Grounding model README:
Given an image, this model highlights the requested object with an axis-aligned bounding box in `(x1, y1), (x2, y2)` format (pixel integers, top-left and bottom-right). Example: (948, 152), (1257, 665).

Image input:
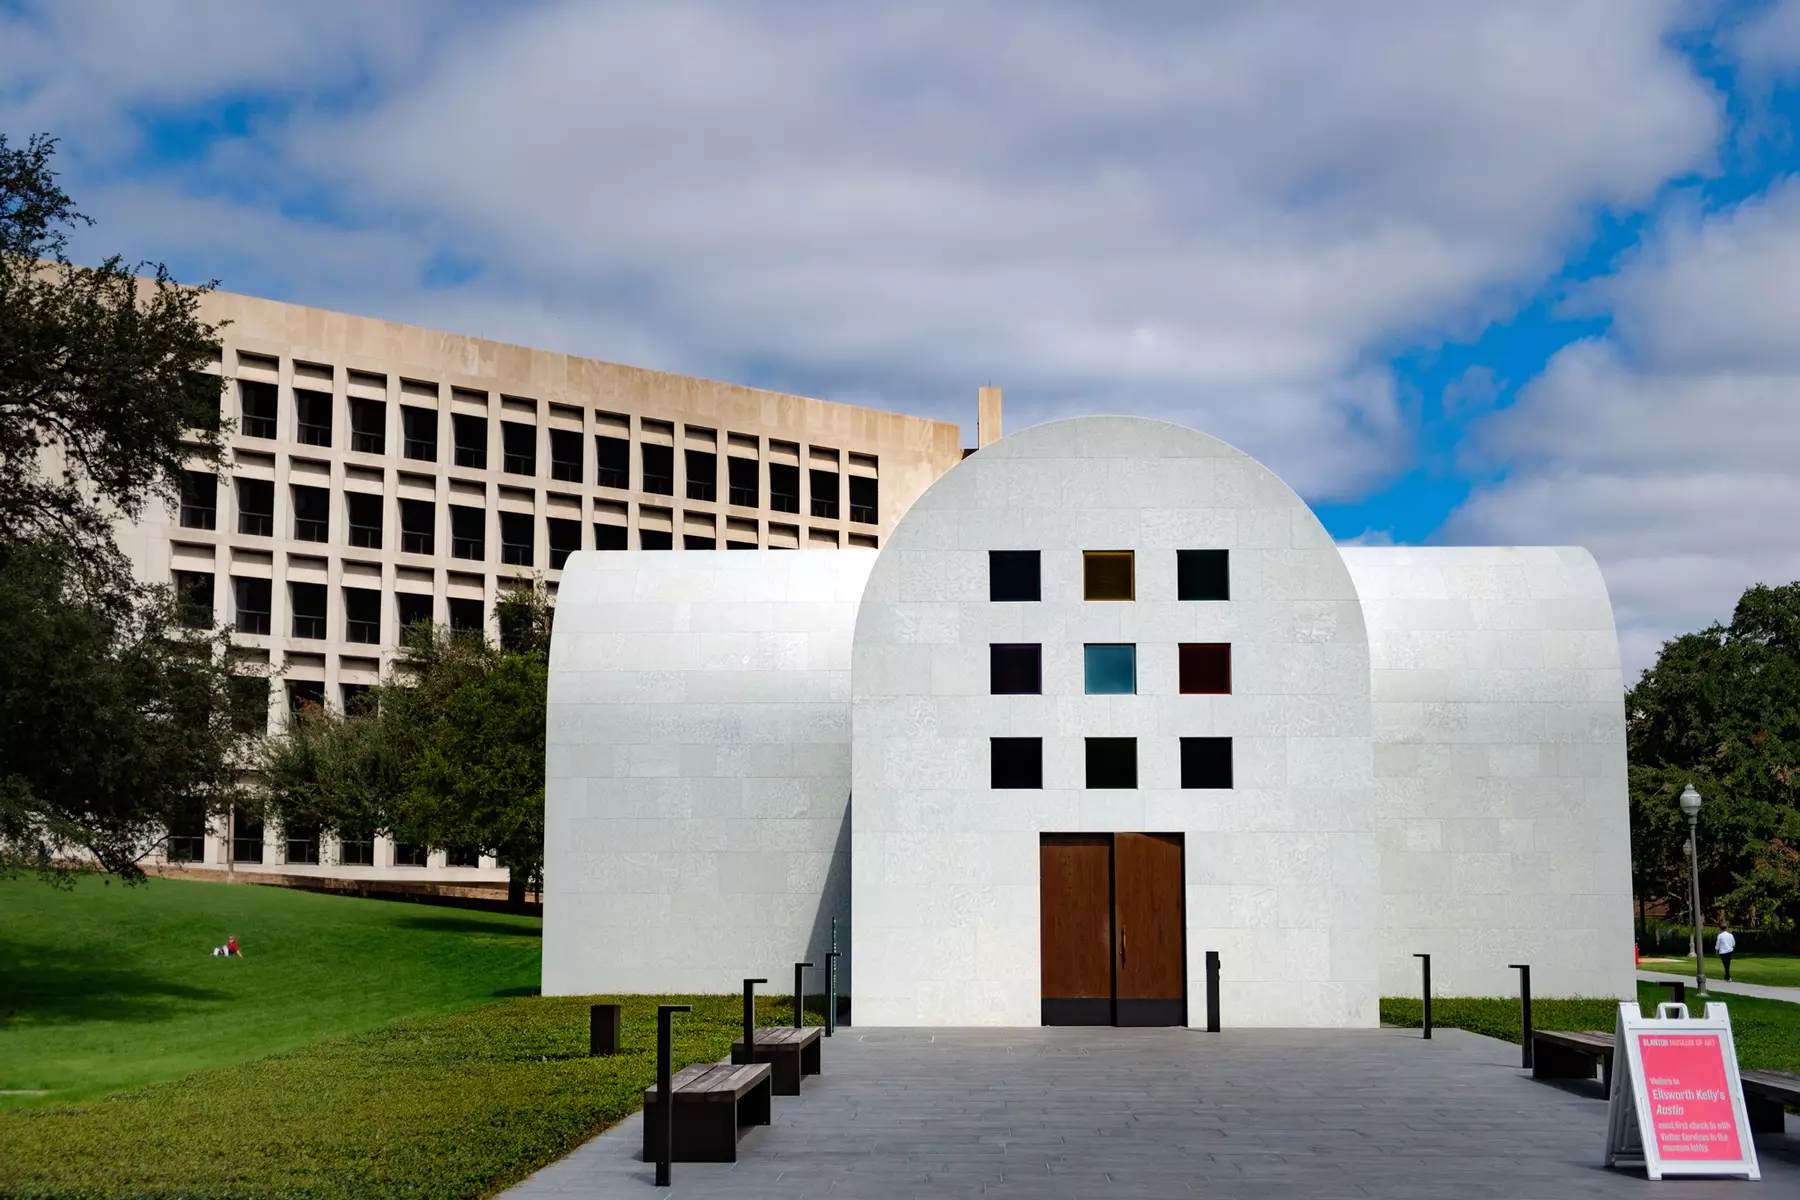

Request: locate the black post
(655, 1003), (691, 1187)
(794, 961), (813, 1028)
(1204, 950), (1221, 1033)
(1414, 953), (1432, 1039)
(589, 1002), (621, 1056)
(824, 951), (840, 1036)
(1508, 963), (1532, 1068)
(1664, 980), (1686, 1009)
(742, 977), (767, 1054)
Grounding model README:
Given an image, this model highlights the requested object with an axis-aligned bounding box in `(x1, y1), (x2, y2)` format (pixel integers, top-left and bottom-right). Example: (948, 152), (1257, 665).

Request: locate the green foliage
(1627, 582), (1800, 929)
(0, 875), (541, 1108)
(0, 993), (791, 1200)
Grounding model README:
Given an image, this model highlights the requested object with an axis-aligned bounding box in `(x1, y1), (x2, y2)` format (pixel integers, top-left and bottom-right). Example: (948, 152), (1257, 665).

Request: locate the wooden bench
(641, 1063), (772, 1163)
(1531, 1029), (1615, 1091)
(731, 1026), (823, 1095)
(1741, 1069), (1800, 1135)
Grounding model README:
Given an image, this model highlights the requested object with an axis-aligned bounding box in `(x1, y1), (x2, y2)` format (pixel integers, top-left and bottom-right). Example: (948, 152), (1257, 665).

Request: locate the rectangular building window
(1085, 738), (1137, 789)
(640, 528), (672, 550)
(1083, 550), (1134, 601)
(849, 475), (878, 525)
(452, 413), (488, 469)
(809, 468), (839, 519)
(179, 471), (217, 529)
(393, 843), (428, 867)
(288, 680), (324, 714)
(343, 587), (380, 644)
(345, 492), (382, 549)
(991, 737), (1044, 789)
(171, 570), (214, 629)
(349, 397), (386, 455)
(233, 817), (266, 864)
(1083, 644), (1136, 694)
(549, 428), (582, 482)
(295, 389), (332, 447)
(292, 485), (329, 543)
(286, 824), (321, 865)
(400, 499), (436, 555)
(990, 644), (1042, 694)
(641, 443), (674, 495)
(595, 522), (627, 550)
(502, 421), (536, 475)
(989, 550), (1041, 602)
(239, 380), (278, 439)
(769, 462), (800, 513)
(339, 684), (369, 717)
(339, 835), (375, 866)
(446, 846), (480, 867)
(396, 591), (432, 632)
(686, 449), (717, 502)
(596, 435), (629, 488)
(228, 674), (268, 734)
(447, 596), (484, 633)
(233, 576), (271, 635)
(402, 406), (438, 461)
(450, 505), (485, 560)
(290, 582), (327, 640)
(500, 511), (534, 566)
(1181, 737), (1233, 789)
(683, 534), (716, 549)
(728, 456), (758, 506)
(1179, 643), (1232, 694)
(547, 516), (581, 569)
(237, 478), (274, 537)
(1178, 549), (1230, 601)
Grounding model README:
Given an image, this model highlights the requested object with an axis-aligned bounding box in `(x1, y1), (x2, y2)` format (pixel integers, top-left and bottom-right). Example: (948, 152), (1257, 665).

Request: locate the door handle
(1120, 927), (1127, 964)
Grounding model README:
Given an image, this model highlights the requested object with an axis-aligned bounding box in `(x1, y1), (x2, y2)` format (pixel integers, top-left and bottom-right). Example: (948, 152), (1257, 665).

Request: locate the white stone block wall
(1340, 546), (1634, 1000)
(543, 549), (875, 995)
(852, 417), (1380, 1028)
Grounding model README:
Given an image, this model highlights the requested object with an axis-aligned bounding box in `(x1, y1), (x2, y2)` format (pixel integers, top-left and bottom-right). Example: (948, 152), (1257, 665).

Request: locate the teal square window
(1083, 644), (1136, 694)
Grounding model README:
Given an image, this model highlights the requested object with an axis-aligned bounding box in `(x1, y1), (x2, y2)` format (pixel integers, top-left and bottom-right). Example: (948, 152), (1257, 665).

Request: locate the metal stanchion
(1508, 963), (1532, 1068)
(1204, 951), (1221, 1033)
(655, 1003), (691, 1187)
(1414, 953), (1432, 1039)
(589, 1002), (621, 1056)
(825, 950), (841, 1036)
(742, 977), (767, 1054)
(794, 961), (813, 1028)
(1664, 980), (1686, 1009)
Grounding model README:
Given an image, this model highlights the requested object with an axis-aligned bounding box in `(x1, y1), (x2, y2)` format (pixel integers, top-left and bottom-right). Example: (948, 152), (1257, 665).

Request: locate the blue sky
(6, 0), (1800, 675)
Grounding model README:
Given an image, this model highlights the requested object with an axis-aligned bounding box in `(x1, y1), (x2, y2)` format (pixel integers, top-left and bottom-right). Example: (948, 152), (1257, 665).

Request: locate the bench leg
(641, 1098), (664, 1164)
(801, 1039), (821, 1076)
(1532, 1043), (1596, 1081)
(1745, 1094), (1786, 1135)
(675, 1099), (742, 1163)
(740, 1077), (772, 1130)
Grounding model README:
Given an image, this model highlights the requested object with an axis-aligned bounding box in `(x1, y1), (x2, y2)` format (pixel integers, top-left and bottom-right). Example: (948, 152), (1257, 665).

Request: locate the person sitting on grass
(209, 935), (243, 958)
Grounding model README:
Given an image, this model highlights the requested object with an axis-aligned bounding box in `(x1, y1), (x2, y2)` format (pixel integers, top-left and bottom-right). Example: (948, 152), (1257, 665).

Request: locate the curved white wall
(850, 417), (1379, 1028)
(543, 549), (874, 995)
(1341, 546), (1634, 1000)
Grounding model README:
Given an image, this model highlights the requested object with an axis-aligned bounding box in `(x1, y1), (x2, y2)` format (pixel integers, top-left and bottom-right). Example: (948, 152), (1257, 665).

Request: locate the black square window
(1179, 643), (1232, 694)
(769, 462), (800, 513)
(1181, 737), (1233, 789)
(1178, 549), (1230, 601)
(989, 550), (1041, 602)
(396, 591), (432, 632)
(447, 597), (484, 634)
(233, 576), (271, 635)
(686, 449), (716, 501)
(596, 435), (629, 488)
(239, 380), (278, 439)
(401, 499), (436, 556)
(595, 523), (627, 550)
(171, 570), (214, 629)
(343, 587), (380, 644)
(728, 456), (759, 507)
(1085, 737), (1137, 789)
(179, 471), (217, 529)
(989, 644), (1042, 695)
(237, 478), (273, 537)
(683, 534), (716, 549)
(547, 517), (581, 570)
(499, 511), (534, 566)
(453, 413), (488, 470)
(402, 406), (437, 461)
(292, 485), (329, 542)
(349, 398), (385, 455)
(449, 505), (483, 560)
(641, 443), (674, 495)
(640, 528), (672, 550)
(346, 491), (382, 549)
(810, 469), (839, 519)
(290, 582), (327, 640)
(502, 421), (536, 475)
(549, 428), (582, 482)
(991, 738), (1043, 789)
(295, 389), (333, 447)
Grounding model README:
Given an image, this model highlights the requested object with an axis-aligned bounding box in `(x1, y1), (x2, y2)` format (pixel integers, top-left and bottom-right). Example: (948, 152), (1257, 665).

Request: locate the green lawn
(0, 993), (804, 1200)
(1381, 981), (1800, 1074)
(1638, 952), (1800, 989)
(0, 874), (540, 1107)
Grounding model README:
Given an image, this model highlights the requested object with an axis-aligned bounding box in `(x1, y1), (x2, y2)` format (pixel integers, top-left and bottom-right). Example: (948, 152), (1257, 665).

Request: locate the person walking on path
(1716, 925), (1736, 982)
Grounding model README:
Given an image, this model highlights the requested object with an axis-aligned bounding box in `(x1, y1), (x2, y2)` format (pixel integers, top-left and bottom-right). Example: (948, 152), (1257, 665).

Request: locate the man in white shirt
(1715, 925), (1736, 982)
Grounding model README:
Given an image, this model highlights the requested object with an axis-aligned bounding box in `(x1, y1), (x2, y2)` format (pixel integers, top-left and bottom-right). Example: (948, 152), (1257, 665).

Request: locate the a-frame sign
(1605, 1001), (1760, 1181)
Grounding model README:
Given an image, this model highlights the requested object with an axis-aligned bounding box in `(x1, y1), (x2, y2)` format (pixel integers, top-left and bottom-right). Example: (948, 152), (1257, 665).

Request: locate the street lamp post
(1679, 783), (1707, 999)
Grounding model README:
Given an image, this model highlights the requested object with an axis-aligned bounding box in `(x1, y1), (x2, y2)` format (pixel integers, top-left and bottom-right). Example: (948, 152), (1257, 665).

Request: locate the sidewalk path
(1638, 969), (1800, 1005)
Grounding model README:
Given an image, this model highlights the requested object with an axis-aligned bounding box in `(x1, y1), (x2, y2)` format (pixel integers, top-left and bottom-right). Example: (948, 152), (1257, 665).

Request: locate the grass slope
(1638, 953), (1800, 989)
(1381, 981), (1800, 1074)
(0, 875), (539, 1107)
(0, 994), (803, 1200)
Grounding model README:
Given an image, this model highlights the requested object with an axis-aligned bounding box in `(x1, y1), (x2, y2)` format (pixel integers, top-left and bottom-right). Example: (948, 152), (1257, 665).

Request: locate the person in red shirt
(226, 934), (241, 957)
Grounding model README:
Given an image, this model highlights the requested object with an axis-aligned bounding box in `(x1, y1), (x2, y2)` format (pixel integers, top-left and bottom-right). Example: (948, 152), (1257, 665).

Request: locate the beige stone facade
(125, 288), (966, 884)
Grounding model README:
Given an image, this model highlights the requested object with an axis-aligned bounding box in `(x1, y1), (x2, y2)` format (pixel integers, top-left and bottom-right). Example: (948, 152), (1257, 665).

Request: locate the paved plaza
(502, 1024), (1800, 1199)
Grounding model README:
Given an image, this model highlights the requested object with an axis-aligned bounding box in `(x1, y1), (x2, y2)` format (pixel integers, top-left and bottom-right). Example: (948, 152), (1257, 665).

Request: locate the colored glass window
(1083, 550), (1133, 600)
(989, 550), (1041, 601)
(1085, 737), (1137, 788)
(1083, 644), (1136, 694)
(1179, 643), (1232, 694)
(991, 737), (1043, 789)
(1178, 549), (1230, 601)
(990, 644), (1042, 694)
(1181, 737), (1233, 789)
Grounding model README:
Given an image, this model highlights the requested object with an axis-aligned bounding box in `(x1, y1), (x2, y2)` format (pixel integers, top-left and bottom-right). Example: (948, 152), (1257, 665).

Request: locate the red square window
(1179, 643), (1231, 694)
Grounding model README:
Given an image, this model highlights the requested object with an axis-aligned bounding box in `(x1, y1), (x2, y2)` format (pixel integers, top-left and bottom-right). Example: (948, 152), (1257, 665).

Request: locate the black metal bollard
(655, 1003), (691, 1187)
(1414, 953), (1432, 1039)
(824, 951), (841, 1036)
(794, 961), (814, 1028)
(1204, 951), (1221, 1033)
(742, 977), (767, 1053)
(590, 1002), (622, 1056)
(1664, 980), (1686, 1009)
(1508, 963), (1532, 1068)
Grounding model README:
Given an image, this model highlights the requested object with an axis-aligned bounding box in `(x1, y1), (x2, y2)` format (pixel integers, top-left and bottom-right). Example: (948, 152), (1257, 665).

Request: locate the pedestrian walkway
(1638, 968), (1800, 1005)
(499, 1024), (1799, 1199)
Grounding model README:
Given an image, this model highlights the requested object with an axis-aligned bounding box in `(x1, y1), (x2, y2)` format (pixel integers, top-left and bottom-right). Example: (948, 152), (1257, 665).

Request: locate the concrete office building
(545, 416), (1635, 1026)
(127, 288), (964, 884)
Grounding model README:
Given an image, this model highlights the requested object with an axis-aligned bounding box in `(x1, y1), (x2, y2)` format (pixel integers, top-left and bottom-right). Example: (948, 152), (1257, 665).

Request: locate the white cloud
(1447, 181), (1800, 679)
(1728, 0), (1800, 78)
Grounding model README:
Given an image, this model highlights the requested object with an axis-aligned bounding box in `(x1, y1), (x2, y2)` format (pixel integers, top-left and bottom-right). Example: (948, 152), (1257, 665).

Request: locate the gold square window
(1083, 550), (1134, 601)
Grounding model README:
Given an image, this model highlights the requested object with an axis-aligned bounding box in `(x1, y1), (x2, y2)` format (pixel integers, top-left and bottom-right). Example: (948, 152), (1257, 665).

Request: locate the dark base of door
(1041, 998), (1113, 1026)
(1115, 998), (1186, 1027)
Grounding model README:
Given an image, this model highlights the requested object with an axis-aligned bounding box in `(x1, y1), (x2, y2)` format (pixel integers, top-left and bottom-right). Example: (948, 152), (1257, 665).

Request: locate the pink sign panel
(1636, 1032), (1741, 1161)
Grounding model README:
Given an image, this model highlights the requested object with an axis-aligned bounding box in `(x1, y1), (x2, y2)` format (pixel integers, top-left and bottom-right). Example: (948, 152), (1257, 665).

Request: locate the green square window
(1084, 550), (1134, 601)
(1178, 549), (1229, 601)
(1084, 644), (1136, 694)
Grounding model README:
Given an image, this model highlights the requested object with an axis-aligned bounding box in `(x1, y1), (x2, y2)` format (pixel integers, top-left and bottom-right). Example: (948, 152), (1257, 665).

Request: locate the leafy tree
(1628, 582), (1800, 930)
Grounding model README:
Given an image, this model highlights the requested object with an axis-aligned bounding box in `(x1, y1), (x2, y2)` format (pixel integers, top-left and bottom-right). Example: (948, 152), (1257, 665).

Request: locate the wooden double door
(1039, 833), (1186, 1027)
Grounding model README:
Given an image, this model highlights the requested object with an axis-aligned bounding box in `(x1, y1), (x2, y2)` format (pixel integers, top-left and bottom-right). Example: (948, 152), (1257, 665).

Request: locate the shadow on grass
(392, 915), (541, 938)
(491, 985), (541, 998)
(0, 945), (229, 1025)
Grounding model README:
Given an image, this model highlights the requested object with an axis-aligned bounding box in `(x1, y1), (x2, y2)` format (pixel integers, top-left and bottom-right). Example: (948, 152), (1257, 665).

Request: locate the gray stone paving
(1639, 969), (1800, 1005)
(500, 1025), (1800, 1199)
